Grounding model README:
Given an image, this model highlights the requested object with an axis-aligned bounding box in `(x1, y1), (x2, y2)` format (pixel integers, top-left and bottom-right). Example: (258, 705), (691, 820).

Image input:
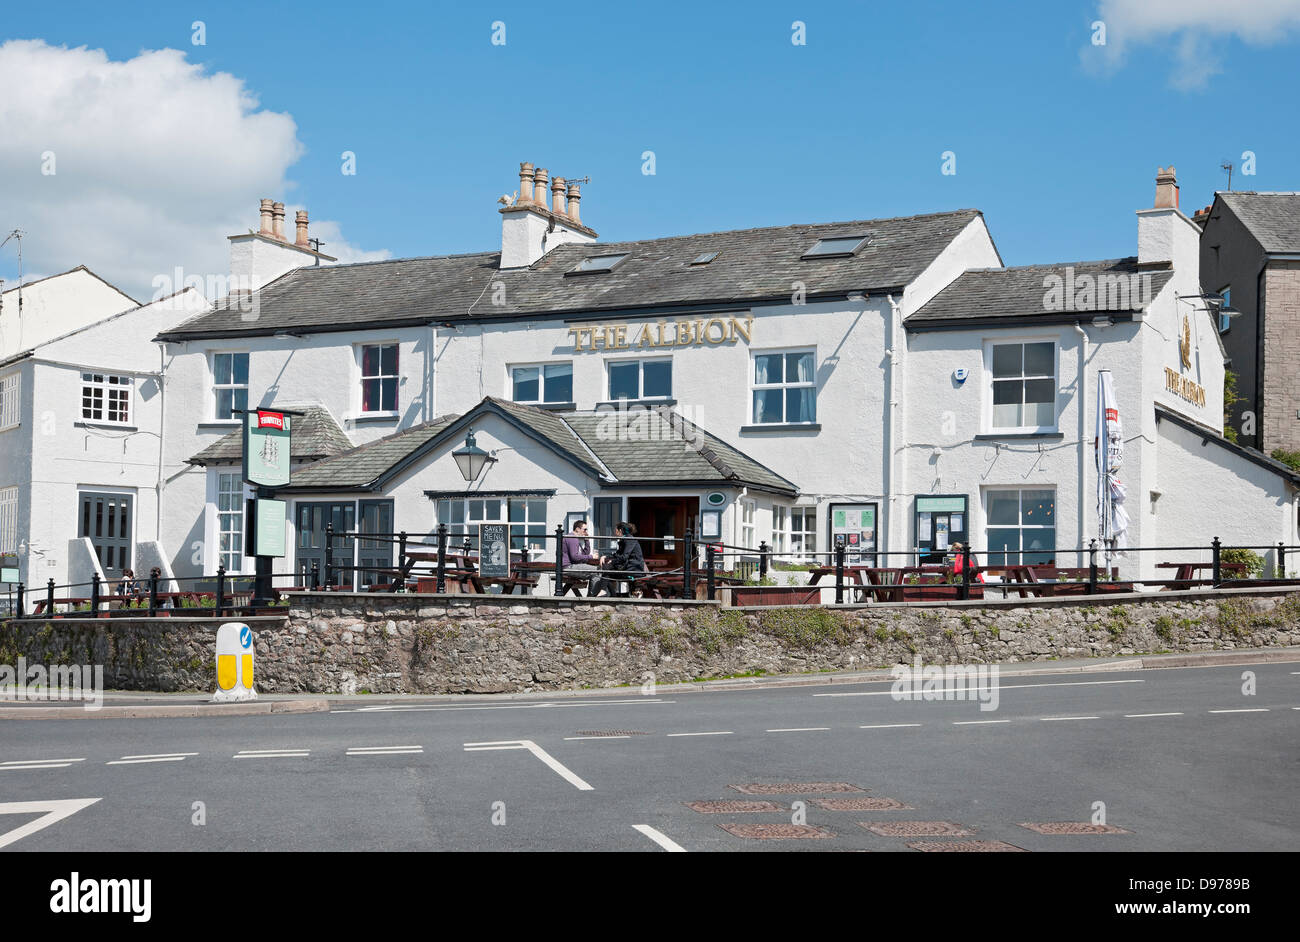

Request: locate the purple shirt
(563, 535), (597, 566)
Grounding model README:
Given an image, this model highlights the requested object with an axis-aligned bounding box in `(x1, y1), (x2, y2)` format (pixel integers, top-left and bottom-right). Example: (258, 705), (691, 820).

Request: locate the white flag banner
(1096, 370), (1128, 561)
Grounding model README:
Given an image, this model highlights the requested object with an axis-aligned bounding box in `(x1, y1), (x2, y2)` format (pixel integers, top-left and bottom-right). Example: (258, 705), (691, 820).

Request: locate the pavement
(0, 646), (1296, 852)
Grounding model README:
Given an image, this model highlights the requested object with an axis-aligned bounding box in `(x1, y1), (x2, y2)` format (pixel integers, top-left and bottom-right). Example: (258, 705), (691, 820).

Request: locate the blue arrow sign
(239, 626), (252, 649)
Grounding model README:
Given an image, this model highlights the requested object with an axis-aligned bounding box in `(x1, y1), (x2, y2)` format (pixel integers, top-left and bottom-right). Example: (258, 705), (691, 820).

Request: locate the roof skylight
(802, 235), (869, 259)
(571, 253), (628, 274)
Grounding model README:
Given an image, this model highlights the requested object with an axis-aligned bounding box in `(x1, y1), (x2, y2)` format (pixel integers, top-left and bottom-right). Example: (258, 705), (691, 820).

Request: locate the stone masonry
(3, 588), (1299, 695)
(1261, 260), (1300, 454)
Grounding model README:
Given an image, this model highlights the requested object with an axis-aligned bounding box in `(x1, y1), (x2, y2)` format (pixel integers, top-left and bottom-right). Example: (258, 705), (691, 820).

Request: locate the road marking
(860, 723), (923, 729)
(633, 824), (687, 852)
(1208, 708), (1270, 714)
(106, 754), (195, 765)
(346, 746), (424, 756)
(665, 731), (733, 737)
(564, 735), (630, 740)
(463, 739), (593, 791)
(1, 758), (86, 770)
(953, 719), (1010, 725)
(816, 678), (1143, 697)
(1125, 712), (1184, 718)
(1040, 716), (1100, 722)
(766, 727), (829, 732)
(233, 750), (309, 759)
(338, 698), (674, 714)
(0, 798), (101, 850)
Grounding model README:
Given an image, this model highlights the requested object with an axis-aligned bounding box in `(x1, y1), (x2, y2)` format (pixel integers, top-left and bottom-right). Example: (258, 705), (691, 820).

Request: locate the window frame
(0, 485), (17, 555)
(358, 342), (400, 416)
(740, 498), (756, 549)
(750, 347), (818, 425)
(789, 506), (817, 561)
(211, 351), (249, 422)
(509, 361), (574, 405)
(605, 356), (673, 402)
(1218, 285), (1232, 334)
(984, 487), (1057, 567)
(0, 371), (19, 432)
(801, 235), (869, 259)
(80, 372), (133, 426)
(984, 338), (1059, 434)
(216, 472), (246, 574)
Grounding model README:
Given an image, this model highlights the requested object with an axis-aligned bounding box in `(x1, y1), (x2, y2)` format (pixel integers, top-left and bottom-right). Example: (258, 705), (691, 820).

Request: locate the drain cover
(729, 782), (864, 795)
(574, 730), (649, 736)
(1018, 822), (1131, 835)
(907, 840), (1027, 852)
(684, 800), (784, 814)
(717, 823), (834, 839)
(812, 797), (913, 811)
(862, 821), (974, 837)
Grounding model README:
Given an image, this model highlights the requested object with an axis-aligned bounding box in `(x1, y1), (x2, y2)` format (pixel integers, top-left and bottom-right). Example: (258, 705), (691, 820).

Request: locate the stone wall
(4, 588), (1299, 694)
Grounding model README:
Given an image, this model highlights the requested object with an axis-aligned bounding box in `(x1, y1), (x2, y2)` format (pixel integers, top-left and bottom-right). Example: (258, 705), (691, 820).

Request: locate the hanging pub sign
(242, 410), (292, 488)
(0, 552), (17, 584)
(245, 498), (287, 558)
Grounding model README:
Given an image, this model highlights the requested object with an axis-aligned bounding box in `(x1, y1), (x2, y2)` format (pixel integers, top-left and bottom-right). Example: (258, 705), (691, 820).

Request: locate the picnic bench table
(1155, 561), (1247, 588)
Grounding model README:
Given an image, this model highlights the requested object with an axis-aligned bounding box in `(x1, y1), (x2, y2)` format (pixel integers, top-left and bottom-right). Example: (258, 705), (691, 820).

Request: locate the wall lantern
(452, 428), (496, 482)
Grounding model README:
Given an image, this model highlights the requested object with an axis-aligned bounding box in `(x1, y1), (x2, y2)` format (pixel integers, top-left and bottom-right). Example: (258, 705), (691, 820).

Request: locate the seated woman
(948, 543), (984, 583)
(592, 521), (647, 596)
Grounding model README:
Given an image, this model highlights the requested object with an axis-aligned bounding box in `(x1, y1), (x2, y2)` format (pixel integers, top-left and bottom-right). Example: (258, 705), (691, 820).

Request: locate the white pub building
(151, 164), (1300, 586)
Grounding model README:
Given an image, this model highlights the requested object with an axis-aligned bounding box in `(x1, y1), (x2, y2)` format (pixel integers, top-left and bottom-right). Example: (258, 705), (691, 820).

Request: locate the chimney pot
(1154, 165), (1179, 210)
(259, 198), (275, 236)
(533, 168), (549, 208)
(566, 182), (582, 224)
(295, 209), (310, 247)
(518, 162), (535, 205)
(271, 201), (286, 241)
(551, 176), (567, 216)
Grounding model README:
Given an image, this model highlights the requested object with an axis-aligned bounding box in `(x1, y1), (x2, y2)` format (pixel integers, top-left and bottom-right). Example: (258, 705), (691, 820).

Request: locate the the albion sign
(1165, 367), (1207, 407)
(568, 316), (754, 351)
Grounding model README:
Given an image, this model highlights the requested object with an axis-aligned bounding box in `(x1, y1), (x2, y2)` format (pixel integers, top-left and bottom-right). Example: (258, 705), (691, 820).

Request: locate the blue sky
(2, 0), (1299, 297)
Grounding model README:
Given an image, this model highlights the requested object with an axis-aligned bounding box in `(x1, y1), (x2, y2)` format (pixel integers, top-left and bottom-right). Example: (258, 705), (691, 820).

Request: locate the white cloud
(0, 40), (388, 300)
(1088, 0), (1300, 89)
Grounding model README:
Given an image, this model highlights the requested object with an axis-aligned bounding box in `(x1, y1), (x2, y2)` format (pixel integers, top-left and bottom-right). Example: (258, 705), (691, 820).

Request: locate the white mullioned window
(0, 486), (17, 554)
(988, 340), (1057, 432)
(985, 488), (1056, 566)
(741, 499), (756, 549)
(212, 352), (249, 421)
(772, 506), (787, 553)
(511, 362), (574, 404)
(752, 349), (816, 424)
(607, 357), (672, 401)
(360, 343), (399, 414)
(790, 507), (817, 560)
(0, 372), (19, 431)
(217, 473), (244, 572)
(81, 373), (132, 424)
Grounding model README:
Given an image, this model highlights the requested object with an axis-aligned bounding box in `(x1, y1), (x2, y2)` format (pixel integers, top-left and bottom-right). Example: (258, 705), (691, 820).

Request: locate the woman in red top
(950, 543), (984, 582)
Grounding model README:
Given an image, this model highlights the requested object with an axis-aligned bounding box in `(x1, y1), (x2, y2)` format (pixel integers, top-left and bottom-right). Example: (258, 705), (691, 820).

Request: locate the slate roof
(909, 258), (1173, 325)
(187, 406), (354, 465)
(276, 398), (798, 496)
(156, 210), (984, 340)
(1218, 192), (1300, 254)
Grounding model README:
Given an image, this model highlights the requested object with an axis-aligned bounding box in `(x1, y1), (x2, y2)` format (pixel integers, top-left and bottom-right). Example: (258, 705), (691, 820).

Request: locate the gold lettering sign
(1164, 367), (1206, 407)
(568, 316), (754, 351)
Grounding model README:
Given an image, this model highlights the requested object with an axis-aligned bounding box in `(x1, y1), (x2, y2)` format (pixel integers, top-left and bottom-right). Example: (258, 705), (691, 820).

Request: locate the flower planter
(729, 585), (822, 606)
(900, 584), (984, 601)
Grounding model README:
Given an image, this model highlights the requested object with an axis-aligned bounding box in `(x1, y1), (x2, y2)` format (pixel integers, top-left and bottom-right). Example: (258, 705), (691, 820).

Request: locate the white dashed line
(1125, 712), (1184, 718)
(1208, 708), (1270, 714)
(464, 740), (594, 791)
(860, 723), (923, 729)
(1, 758), (86, 770)
(666, 731), (733, 737)
(564, 736), (630, 740)
(107, 753), (196, 765)
(1040, 716), (1100, 722)
(633, 824), (687, 852)
(118, 753), (199, 760)
(346, 746), (424, 756)
(234, 750), (310, 759)
(766, 727), (829, 732)
(815, 679), (1143, 697)
(953, 719), (1010, 726)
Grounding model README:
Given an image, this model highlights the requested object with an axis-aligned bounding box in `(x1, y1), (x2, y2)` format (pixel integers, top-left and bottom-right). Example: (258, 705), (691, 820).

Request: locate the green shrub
(1219, 548), (1263, 579)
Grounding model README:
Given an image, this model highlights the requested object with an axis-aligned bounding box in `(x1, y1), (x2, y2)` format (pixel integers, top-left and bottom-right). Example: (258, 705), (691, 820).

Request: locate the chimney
(518, 162), (535, 205)
(230, 197), (337, 293)
(533, 167), (549, 207)
(551, 176), (567, 215)
(259, 198), (275, 237)
(1192, 204), (1212, 227)
(1154, 166), (1179, 209)
(566, 182), (582, 224)
(271, 202), (286, 241)
(295, 210), (310, 247)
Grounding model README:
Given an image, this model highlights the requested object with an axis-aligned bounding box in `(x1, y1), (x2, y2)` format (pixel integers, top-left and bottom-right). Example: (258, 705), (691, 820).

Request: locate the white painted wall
(0, 267), (137, 360)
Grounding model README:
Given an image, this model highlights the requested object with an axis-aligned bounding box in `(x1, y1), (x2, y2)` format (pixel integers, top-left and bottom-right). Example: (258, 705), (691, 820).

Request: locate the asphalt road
(2, 661), (1297, 852)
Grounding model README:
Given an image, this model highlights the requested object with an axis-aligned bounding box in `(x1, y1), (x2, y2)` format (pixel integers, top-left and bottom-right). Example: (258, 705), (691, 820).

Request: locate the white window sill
(977, 429), (1062, 439)
(74, 421), (138, 431)
(350, 413), (401, 425)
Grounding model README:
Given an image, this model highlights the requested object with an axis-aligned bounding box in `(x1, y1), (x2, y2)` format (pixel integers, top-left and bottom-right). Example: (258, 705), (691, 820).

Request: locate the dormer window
(802, 235), (869, 259)
(570, 253), (628, 275)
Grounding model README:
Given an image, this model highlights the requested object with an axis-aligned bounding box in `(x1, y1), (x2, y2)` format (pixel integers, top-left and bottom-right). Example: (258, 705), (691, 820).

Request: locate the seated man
(562, 520), (600, 594)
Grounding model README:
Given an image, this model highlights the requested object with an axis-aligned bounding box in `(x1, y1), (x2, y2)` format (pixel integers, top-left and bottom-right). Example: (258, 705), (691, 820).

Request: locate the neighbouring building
(151, 165), (1300, 586)
(1195, 191), (1300, 455)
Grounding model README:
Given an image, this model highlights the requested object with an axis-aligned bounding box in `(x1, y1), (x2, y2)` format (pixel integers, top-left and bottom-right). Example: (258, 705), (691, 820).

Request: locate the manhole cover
(717, 823), (835, 839)
(906, 840), (1027, 852)
(684, 800), (784, 814)
(729, 782), (864, 795)
(1018, 822), (1132, 835)
(862, 821), (974, 837)
(812, 797), (913, 811)
(574, 730), (649, 737)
